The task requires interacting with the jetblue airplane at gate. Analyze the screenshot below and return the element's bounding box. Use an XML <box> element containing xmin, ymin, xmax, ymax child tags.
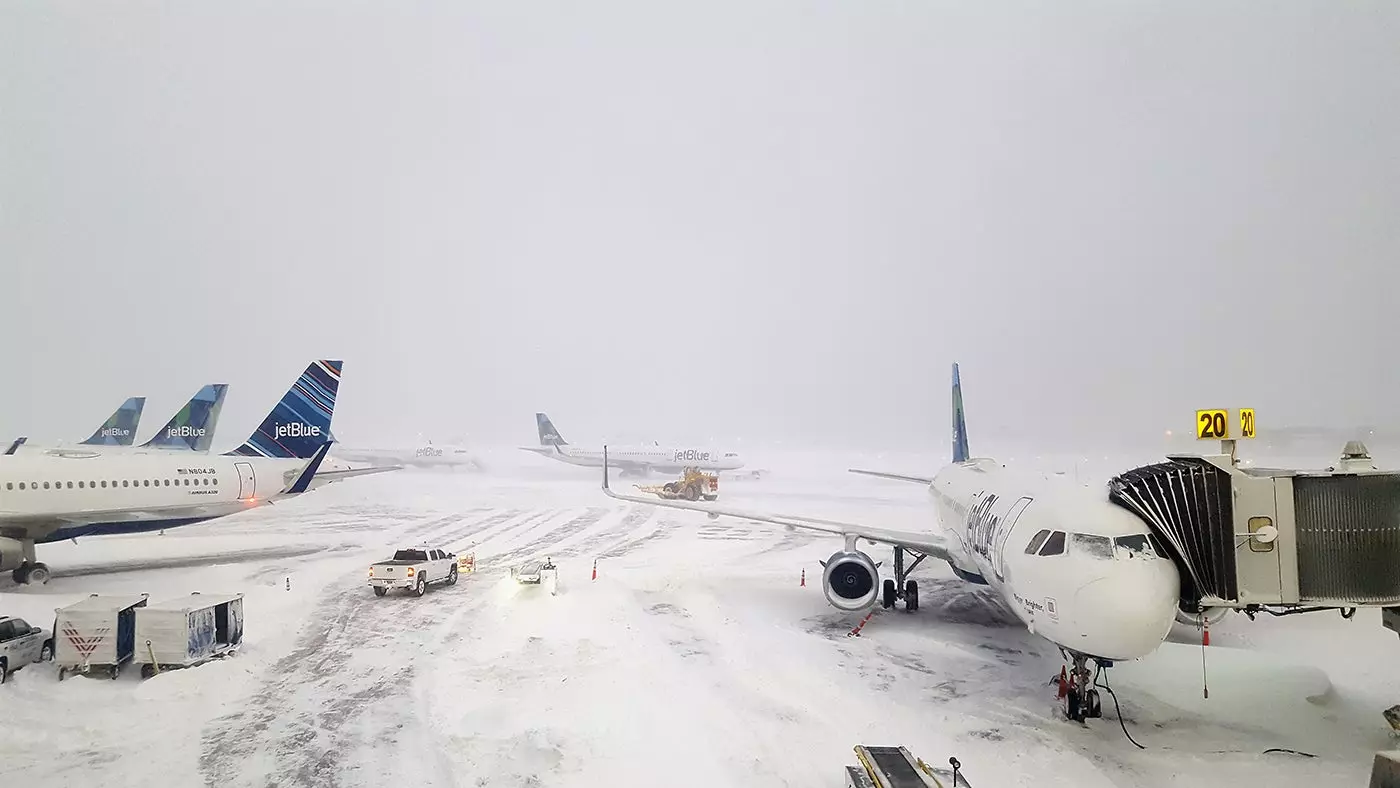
<box><xmin>0</xmin><ymin>360</ymin><xmax>399</xmax><ymax>586</ymax></box>
<box><xmin>603</xmin><ymin>363</ymin><xmax>1182</xmax><ymax>722</ymax></box>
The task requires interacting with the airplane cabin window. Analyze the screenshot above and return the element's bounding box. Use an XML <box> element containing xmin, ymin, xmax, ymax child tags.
<box><xmin>4</xmin><ymin>483</ymin><xmax>11</xmax><ymax>491</ymax></box>
<box><xmin>17</xmin><ymin>483</ymin><xmax>24</xmax><ymax>490</ymax></box>
<box><xmin>1024</xmin><ymin>529</ymin><xmax>1052</xmax><ymax>555</ymax></box>
<box><xmin>67</xmin><ymin>481</ymin><xmax>74</xmax><ymax>489</ymax></box>
<box><xmin>79</xmin><ymin>481</ymin><xmax>85</xmax><ymax>489</ymax></box>
<box><xmin>43</xmin><ymin>482</ymin><xmax>50</xmax><ymax>490</ymax></box>
<box><xmin>1071</xmin><ymin>533</ymin><xmax>1115</xmax><ymax>559</ymax></box>
<box><xmin>1038</xmin><ymin>531</ymin><xmax>1066</xmax><ymax>556</ymax></box>
<box><xmin>1113</xmin><ymin>534</ymin><xmax>1157</xmax><ymax>560</ymax></box>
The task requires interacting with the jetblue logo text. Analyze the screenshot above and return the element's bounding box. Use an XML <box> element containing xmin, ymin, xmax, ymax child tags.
<box><xmin>101</xmin><ymin>428</ymin><xmax>131</xmax><ymax>438</ymax></box>
<box><xmin>416</xmin><ymin>447</ymin><xmax>443</xmax><ymax>457</ymax></box>
<box><xmin>274</xmin><ymin>423</ymin><xmax>323</xmax><ymax>439</ymax></box>
<box><xmin>673</xmin><ymin>449</ymin><xmax>712</xmax><ymax>463</ymax></box>
<box><xmin>167</xmin><ymin>426</ymin><xmax>207</xmax><ymax>438</ymax></box>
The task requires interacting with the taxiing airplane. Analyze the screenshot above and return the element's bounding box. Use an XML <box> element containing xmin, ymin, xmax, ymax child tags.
<box><xmin>602</xmin><ymin>364</ymin><xmax>1181</xmax><ymax>723</ymax></box>
<box><xmin>0</xmin><ymin>360</ymin><xmax>400</xmax><ymax>586</ymax></box>
<box><xmin>16</xmin><ymin>384</ymin><xmax>230</xmax><ymax>458</ymax></box>
<box><xmin>522</xmin><ymin>412</ymin><xmax>746</xmax><ymax>477</ymax></box>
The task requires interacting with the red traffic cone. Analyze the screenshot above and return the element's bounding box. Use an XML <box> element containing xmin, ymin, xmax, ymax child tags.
<box><xmin>1056</xmin><ymin>666</ymin><xmax>1069</xmax><ymax>699</ymax></box>
<box><xmin>800</xmin><ymin>568</ymin><xmax>806</xmax><ymax>587</ymax></box>
<box><xmin>1203</xmin><ymin>623</ymin><xmax>1210</xmax><ymax>647</ymax></box>
<box><xmin>591</xmin><ymin>559</ymin><xmax>597</xmax><ymax>581</ymax></box>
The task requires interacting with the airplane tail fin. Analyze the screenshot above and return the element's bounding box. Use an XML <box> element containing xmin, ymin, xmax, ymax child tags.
<box><xmin>80</xmin><ymin>396</ymin><xmax>146</xmax><ymax>446</ymax></box>
<box><xmin>952</xmin><ymin>362</ymin><xmax>970</xmax><ymax>464</ymax></box>
<box><xmin>536</xmin><ymin>412</ymin><xmax>568</xmax><ymax>447</ymax></box>
<box><xmin>140</xmin><ymin>384</ymin><xmax>229</xmax><ymax>451</ymax></box>
<box><xmin>226</xmin><ymin>361</ymin><xmax>342</xmax><ymax>460</ymax></box>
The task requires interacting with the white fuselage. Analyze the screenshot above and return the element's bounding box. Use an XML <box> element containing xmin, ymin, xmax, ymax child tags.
<box><xmin>528</xmin><ymin>444</ymin><xmax>745</xmax><ymax>474</ymax></box>
<box><xmin>0</xmin><ymin>452</ymin><xmax>306</xmax><ymax>544</ymax></box>
<box><xmin>929</xmin><ymin>458</ymin><xmax>1180</xmax><ymax>662</ymax></box>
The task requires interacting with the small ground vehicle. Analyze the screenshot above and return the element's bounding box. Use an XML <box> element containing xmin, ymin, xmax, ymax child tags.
<box><xmin>54</xmin><ymin>593</ymin><xmax>149</xmax><ymax>680</ymax></box>
<box><xmin>511</xmin><ymin>557</ymin><xmax>559</xmax><ymax>595</ymax></box>
<box><xmin>635</xmin><ymin>467</ymin><xmax>719</xmax><ymax>501</ymax></box>
<box><xmin>369</xmin><ymin>546</ymin><xmax>459</xmax><ymax>597</ymax></box>
<box><xmin>0</xmin><ymin>615</ymin><xmax>53</xmax><ymax>684</ymax></box>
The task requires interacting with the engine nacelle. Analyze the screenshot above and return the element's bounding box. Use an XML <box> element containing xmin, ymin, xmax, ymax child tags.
<box><xmin>0</xmin><ymin>537</ymin><xmax>27</xmax><ymax>572</ymax></box>
<box><xmin>822</xmin><ymin>549</ymin><xmax>880</xmax><ymax>612</ymax></box>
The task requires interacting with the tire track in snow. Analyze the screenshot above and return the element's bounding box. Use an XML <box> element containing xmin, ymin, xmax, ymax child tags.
<box><xmin>487</xmin><ymin>507</ymin><xmax>611</xmax><ymax>566</ymax></box>
<box><xmin>198</xmin><ymin>568</ymin><xmax>487</xmax><ymax>788</ymax></box>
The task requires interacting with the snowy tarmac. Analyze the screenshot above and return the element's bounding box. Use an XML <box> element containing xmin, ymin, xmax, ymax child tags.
<box><xmin>2</xmin><ymin>455</ymin><xmax>1398</xmax><ymax>788</ymax></box>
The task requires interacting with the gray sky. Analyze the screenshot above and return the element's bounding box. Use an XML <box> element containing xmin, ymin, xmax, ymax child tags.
<box><xmin>3</xmin><ymin>1</ymin><xmax>1398</xmax><ymax>454</ymax></box>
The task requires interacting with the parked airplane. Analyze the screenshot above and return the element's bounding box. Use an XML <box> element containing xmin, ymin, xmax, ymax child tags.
<box><xmin>0</xmin><ymin>360</ymin><xmax>400</xmax><ymax>586</ymax></box>
<box><xmin>77</xmin><ymin>396</ymin><xmax>147</xmax><ymax>447</ymax></box>
<box><xmin>16</xmin><ymin>384</ymin><xmax>229</xmax><ymax>458</ymax></box>
<box><xmin>336</xmin><ymin>438</ymin><xmax>484</xmax><ymax>471</ymax></box>
<box><xmin>522</xmin><ymin>412</ymin><xmax>746</xmax><ymax>477</ymax></box>
<box><xmin>602</xmin><ymin>364</ymin><xmax>1181</xmax><ymax>722</ymax></box>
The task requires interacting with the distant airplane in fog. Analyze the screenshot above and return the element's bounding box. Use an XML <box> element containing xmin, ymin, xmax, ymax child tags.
<box><xmin>520</xmin><ymin>412</ymin><xmax>745</xmax><ymax>477</ymax></box>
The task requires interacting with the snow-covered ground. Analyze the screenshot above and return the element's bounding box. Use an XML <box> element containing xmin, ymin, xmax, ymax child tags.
<box><xmin>2</xmin><ymin>452</ymin><xmax>1398</xmax><ymax>788</ymax></box>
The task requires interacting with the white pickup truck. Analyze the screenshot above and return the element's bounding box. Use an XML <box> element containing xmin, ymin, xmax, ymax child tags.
<box><xmin>368</xmin><ymin>546</ymin><xmax>459</xmax><ymax>597</ymax></box>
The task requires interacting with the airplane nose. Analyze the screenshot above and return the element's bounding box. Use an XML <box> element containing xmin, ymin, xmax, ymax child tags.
<box><xmin>1071</xmin><ymin>563</ymin><xmax>1180</xmax><ymax>661</ymax></box>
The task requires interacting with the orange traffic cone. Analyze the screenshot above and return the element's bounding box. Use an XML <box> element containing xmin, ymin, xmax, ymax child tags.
<box><xmin>800</xmin><ymin>568</ymin><xmax>806</xmax><ymax>587</ymax></box>
<box><xmin>1056</xmin><ymin>666</ymin><xmax>1069</xmax><ymax>699</ymax></box>
<box><xmin>1203</xmin><ymin>622</ymin><xmax>1210</xmax><ymax>647</ymax></box>
<box><xmin>591</xmin><ymin>559</ymin><xmax>597</xmax><ymax>581</ymax></box>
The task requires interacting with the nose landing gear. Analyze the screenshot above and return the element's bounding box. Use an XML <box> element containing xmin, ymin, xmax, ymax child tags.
<box><xmin>1056</xmin><ymin>652</ymin><xmax>1103</xmax><ymax>723</ymax></box>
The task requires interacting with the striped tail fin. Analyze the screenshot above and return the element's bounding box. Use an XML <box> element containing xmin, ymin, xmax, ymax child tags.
<box><xmin>952</xmin><ymin>362</ymin><xmax>970</xmax><ymax>464</ymax></box>
<box><xmin>225</xmin><ymin>361</ymin><xmax>341</xmax><ymax>459</ymax></box>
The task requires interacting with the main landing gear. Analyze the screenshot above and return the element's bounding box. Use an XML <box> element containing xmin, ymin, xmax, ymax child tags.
<box><xmin>881</xmin><ymin>546</ymin><xmax>923</xmax><ymax>612</ymax></box>
<box><xmin>1055</xmin><ymin>651</ymin><xmax>1104</xmax><ymax>723</ymax></box>
<box><xmin>8</xmin><ymin>541</ymin><xmax>50</xmax><ymax>585</ymax></box>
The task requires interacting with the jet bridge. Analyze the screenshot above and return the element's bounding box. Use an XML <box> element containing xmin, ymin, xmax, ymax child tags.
<box><xmin>1108</xmin><ymin>440</ymin><xmax>1400</xmax><ymax>617</ymax></box>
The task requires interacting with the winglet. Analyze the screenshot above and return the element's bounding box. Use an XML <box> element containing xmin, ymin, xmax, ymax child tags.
<box><xmin>602</xmin><ymin>445</ymin><xmax>611</xmax><ymax>493</ymax></box>
<box><xmin>4</xmin><ymin>437</ymin><xmax>26</xmax><ymax>456</ymax></box>
<box><xmin>952</xmin><ymin>362</ymin><xmax>970</xmax><ymax>464</ymax></box>
<box><xmin>284</xmin><ymin>441</ymin><xmax>334</xmax><ymax>494</ymax></box>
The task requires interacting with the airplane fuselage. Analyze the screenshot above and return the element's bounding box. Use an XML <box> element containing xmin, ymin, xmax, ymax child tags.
<box><xmin>0</xmin><ymin>452</ymin><xmax>304</xmax><ymax>545</ymax></box>
<box><xmin>928</xmin><ymin>459</ymin><xmax>1180</xmax><ymax>661</ymax></box>
<box><xmin>530</xmin><ymin>444</ymin><xmax>745</xmax><ymax>474</ymax></box>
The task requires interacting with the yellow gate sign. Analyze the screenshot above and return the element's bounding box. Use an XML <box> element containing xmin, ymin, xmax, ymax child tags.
<box><xmin>1239</xmin><ymin>408</ymin><xmax>1256</xmax><ymax>439</ymax></box>
<box><xmin>1196</xmin><ymin>409</ymin><xmax>1230</xmax><ymax>440</ymax></box>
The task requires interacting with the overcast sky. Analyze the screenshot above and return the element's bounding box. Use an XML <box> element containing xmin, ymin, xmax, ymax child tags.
<box><xmin>2</xmin><ymin>1</ymin><xmax>1397</xmax><ymax>453</ymax></box>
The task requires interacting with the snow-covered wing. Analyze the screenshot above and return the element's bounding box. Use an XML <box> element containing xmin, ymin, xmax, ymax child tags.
<box><xmin>848</xmin><ymin>468</ymin><xmax>935</xmax><ymax>485</ymax></box>
<box><xmin>602</xmin><ymin>481</ymin><xmax>953</xmax><ymax>561</ymax></box>
<box><xmin>314</xmin><ymin>465</ymin><xmax>403</xmax><ymax>483</ymax></box>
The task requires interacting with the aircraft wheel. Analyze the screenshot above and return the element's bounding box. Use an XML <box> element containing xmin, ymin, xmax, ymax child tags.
<box><xmin>26</xmin><ymin>564</ymin><xmax>51</xmax><ymax>585</ymax></box>
<box><xmin>882</xmin><ymin>579</ymin><xmax>897</xmax><ymax>609</ymax></box>
<box><xmin>904</xmin><ymin>580</ymin><xmax>919</xmax><ymax>612</ymax></box>
<box><xmin>12</xmin><ymin>565</ymin><xmax>29</xmax><ymax>584</ymax></box>
<box><xmin>1085</xmin><ymin>688</ymin><xmax>1102</xmax><ymax>719</ymax></box>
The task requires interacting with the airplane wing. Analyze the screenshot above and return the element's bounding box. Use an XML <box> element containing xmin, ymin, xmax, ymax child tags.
<box><xmin>602</xmin><ymin>449</ymin><xmax>955</xmax><ymax>562</ymax></box>
<box><xmin>848</xmin><ymin>468</ymin><xmax>935</xmax><ymax>485</ymax></box>
<box><xmin>313</xmin><ymin>464</ymin><xmax>403</xmax><ymax>483</ymax></box>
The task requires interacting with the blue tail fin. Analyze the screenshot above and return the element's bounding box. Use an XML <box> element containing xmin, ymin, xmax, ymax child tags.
<box><xmin>80</xmin><ymin>397</ymin><xmax>146</xmax><ymax>446</ymax></box>
<box><xmin>536</xmin><ymin>413</ymin><xmax>567</xmax><ymax>446</ymax></box>
<box><xmin>140</xmin><ymin>384</ymin><xmax>229</xmax><ymax>451</ymax></box>
<box><xmin>226</xmin><ymin>361</ymin><xmax>341</xmax><ymax>459</ymax></box>
<box><xmin>952</xmin><ymin>363</ymin><xmax>970</xmax><ymax>464</ymax></box>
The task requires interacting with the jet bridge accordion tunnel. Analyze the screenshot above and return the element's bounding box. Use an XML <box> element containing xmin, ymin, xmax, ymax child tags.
<box><xmin>1107</xmin><ymin>454</ymin><xmax>1400</xmax><ymax>616</ymax></box>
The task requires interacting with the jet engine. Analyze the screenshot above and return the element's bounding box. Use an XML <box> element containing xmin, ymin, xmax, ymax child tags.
<box><xmin>0</xmin><ymin>537</ymin><xmax>27</xmax><ymax>572</ymax></box>
<box><xmin>1175</xmin><ymin>605</ymin><xmax>1230</xmax><ymax>628</ymax></box>
<box><xmin>822</xmin><ymin>549</ymin><xmax>879</xmax><ymax>612</ymax></box>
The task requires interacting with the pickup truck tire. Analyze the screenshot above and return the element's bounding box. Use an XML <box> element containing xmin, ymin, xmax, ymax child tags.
<box><xmin>414</xmin><ymin>576</ymin><xmax>426</xmax><ymax>597</ymax></box>
<box><xmin>448</xmin><ymin>565</ymin><xmax>458</xmax><ymax>586</ymax></box>
<box><xmin>0</xmin><ymin>658</ymin><xmax>7</xmax><ymax>684</ymax></box>
<box><xmin>373</xmin><ymin>587</ymin><xmax>387</xmax><ymax>597</ymax></box>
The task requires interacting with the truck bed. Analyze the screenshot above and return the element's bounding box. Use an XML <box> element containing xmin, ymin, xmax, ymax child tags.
<box><xmin>371</xmin><ymin>559</ymin><xmax>425</xmax><ymax>567</ymax></box>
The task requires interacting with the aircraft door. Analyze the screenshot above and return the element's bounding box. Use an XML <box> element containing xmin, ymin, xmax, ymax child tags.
<box><xmin>235</xmin><ymin>462</ymin><xmax>256</xmax><ymax>500</ymax></box>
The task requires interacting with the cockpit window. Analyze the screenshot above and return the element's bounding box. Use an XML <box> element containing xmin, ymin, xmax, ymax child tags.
<box><xmin>1038</xmin><ymin>531</ymin><xmax>1066</xmax><ymax>556</ymax></box>
<box><xmin>1025</xmin><ymin>529</ymin><xmax>1051</xmax><ymax>555</ymax></box>
<box><xmin>1070</xmin><ymin>533</ymin><xmax>1114</xmax><ymax>559</ymax></box>
<box><xmin>1147</xmin><ymin>533</ymin><xmax>1170</xmax><ymax>559</ymax></box>
<box><xmin>1114</xmin><ymin>534</ymin><xmax>1158</xmax><ymax>560</ymax></box>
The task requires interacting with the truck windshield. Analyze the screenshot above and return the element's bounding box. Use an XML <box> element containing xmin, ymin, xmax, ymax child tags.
<box><xmin>393</xmin><ymin>550</ymin><xmax>428</xmax><ymax>562</ymax></box>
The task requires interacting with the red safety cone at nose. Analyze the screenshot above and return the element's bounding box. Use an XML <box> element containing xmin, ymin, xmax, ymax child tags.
<box><xmin>591</xmin><ymin>559</ymin><xmax>597</xmax><ymax>581</ymax></box>
<box><xmin>1056</xmin><ymin>666</ymin><xmax>1069</xmax><ymax>699</ymax></box>
<box><xmin>800</xmin><ymin>568</ymin><xmax>806</xmax><ymax>587</ymax></box>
